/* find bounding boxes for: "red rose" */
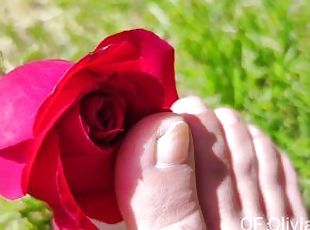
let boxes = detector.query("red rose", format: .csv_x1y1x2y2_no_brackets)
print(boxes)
0,29,178,229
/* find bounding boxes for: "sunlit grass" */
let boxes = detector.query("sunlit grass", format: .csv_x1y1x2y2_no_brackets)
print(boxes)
1,0,309,227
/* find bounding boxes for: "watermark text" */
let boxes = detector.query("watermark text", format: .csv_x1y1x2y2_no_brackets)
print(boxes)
241,217,310,230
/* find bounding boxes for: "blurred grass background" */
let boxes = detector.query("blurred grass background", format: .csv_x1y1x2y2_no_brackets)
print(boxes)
0,0,309,228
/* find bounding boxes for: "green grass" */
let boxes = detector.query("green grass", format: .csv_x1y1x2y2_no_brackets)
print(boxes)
0,0,309,227
0,196,52,229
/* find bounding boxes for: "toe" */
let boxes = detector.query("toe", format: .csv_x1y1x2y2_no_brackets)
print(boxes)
115,112,205,230
279,152,307,219
248,125,289,219
215,109,265,219
172,97,241,229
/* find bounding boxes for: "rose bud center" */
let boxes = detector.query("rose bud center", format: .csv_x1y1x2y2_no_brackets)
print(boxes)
80,92,126,145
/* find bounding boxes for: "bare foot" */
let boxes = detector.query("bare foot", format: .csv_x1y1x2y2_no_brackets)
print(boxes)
172,96,307,230
115,96,307,230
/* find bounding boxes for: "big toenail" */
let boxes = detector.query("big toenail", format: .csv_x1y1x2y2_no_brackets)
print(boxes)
156,121,191,168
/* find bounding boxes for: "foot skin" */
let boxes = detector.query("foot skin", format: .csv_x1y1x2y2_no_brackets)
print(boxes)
115,97,307,230
115,113,206,229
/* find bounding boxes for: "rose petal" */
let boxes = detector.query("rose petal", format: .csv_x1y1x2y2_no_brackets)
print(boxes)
80,91,126,144
74,191,121,224
80,94,106,129
93,128,123,143
94,29,178,107
0,59,73,148
57,105,122,222
0,140,31,198
56,159,103,229
28,131,97,229
20,30,178,227
98,72,166,126
57,105,105,156
0,60,73,200
33,29,177,136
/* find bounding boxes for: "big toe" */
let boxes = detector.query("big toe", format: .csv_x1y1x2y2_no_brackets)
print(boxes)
115,113,206,230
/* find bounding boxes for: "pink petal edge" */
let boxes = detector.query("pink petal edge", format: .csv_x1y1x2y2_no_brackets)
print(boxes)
0,60,73,199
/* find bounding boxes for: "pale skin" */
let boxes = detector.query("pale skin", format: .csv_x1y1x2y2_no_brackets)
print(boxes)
113,96,308,230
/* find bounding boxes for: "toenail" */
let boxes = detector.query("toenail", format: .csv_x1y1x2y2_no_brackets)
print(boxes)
156,120,191,168
215,108,240,125
248,125,262,138
171,96,208,115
